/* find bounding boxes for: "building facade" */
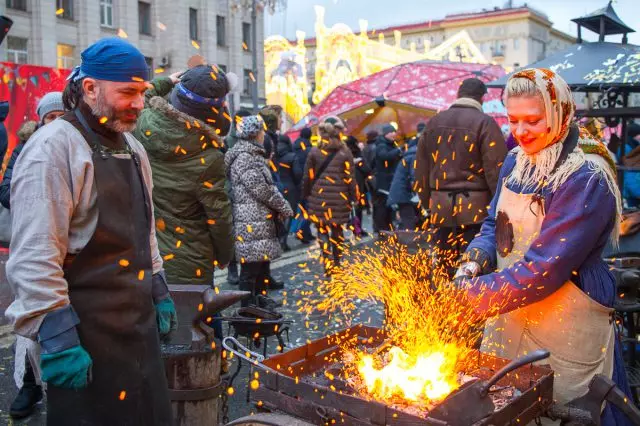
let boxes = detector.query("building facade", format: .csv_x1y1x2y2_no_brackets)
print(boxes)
302,4,576,72
0,0,265,109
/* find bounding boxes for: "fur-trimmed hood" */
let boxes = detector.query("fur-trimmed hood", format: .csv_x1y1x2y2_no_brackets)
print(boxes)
134,95,225,160
17,121,38,142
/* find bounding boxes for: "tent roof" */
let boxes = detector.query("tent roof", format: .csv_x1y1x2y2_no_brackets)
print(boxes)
571,2,635,36
486,42,640,91
290,61,506,138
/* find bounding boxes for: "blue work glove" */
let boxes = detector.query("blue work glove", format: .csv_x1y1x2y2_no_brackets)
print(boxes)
38,305,92,389
41,345,93,389
152,271,178,339
155,297,178,338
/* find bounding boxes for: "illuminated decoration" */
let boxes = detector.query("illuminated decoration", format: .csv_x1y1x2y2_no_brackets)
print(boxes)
264,6,487,125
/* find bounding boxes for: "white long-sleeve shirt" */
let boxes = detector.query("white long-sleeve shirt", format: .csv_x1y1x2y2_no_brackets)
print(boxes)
5,119,163,338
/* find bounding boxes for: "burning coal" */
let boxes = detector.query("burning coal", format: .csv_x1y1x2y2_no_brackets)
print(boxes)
302,235,506,406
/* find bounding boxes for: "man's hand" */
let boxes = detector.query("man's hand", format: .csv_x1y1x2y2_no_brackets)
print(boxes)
41,345,93,389
169,70,185,85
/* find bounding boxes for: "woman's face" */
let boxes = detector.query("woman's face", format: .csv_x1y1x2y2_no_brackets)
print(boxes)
507,95,548,155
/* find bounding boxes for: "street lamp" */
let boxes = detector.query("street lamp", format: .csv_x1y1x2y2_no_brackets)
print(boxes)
231,0,287,113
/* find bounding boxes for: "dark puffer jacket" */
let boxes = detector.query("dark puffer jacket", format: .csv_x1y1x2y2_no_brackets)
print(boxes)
302,137,357,225
415,101,506,227
133,77,233,285
0,121,37,209
293,136,311,193
274,135,298,208
374,135,402,193
225,139,293,263
387,138,418,206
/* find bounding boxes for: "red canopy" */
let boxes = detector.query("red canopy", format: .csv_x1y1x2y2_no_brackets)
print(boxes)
288,61,507,141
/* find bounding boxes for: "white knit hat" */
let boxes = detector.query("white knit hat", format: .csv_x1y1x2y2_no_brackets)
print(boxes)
36,92,64,123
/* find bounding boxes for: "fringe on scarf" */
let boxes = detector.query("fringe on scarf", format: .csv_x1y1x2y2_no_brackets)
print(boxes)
507,136,622,246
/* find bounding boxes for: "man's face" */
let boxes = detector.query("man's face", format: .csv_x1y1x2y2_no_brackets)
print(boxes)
386,131,397,141
43,110,64,125
83,78,148,132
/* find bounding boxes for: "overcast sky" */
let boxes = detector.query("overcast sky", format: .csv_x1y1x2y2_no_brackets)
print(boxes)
265,0,640,45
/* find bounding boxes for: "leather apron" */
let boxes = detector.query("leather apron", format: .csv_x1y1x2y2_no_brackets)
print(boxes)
480,180,615,408
46,109,172,425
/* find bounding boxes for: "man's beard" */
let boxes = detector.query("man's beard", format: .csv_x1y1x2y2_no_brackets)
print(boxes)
90,90,140,133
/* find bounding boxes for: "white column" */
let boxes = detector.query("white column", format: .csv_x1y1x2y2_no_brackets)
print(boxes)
31,0,57,67
77,0,101,51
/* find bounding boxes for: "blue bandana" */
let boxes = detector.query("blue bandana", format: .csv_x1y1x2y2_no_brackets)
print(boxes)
68,37,150,83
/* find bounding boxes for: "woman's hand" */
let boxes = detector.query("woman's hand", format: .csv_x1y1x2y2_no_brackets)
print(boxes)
454,261,481,279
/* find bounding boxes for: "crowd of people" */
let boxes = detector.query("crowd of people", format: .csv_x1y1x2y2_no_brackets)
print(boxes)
0,34,639,425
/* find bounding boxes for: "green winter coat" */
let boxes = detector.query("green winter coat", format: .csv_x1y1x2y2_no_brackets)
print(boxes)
133,77,233,285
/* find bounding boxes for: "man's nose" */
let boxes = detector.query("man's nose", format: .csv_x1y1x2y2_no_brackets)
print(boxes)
131,94,144,110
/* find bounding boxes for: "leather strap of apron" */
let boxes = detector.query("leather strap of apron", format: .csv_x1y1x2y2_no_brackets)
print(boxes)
69,108,152,257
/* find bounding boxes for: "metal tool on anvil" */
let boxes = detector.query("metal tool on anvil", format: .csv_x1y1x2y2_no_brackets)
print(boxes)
168,285,250,350
547,374,640,425
430,349,552,426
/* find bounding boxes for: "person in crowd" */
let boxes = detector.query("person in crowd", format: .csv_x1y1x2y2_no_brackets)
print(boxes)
275,134,298,251
416,78,506,272
293,127,315,243
5,38,175,425
373,124,402,233
225,115,293,307
224,108,251,153
505,133,518,151
387,126,421,231
345,135,371,237
302,117,356,275
1,92,64,419
622,122,640,208
133,65,234,286
455,68,632,426
0,92,65,209
259,104,283,159
224,109,252,286
0,101,8,164
362,130,378,171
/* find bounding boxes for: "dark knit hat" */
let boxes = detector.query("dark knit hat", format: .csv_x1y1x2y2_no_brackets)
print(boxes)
366,130,379,143
300,127,312,139
170,65,232,133
381,124,396,136
457,78,487,103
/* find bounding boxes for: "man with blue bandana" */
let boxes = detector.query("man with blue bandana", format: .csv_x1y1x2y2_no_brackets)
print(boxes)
5,37,175,425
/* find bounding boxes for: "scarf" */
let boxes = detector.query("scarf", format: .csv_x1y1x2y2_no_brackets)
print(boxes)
507,68,622,243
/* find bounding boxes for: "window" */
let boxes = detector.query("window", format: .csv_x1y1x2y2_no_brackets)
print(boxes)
189,8,198,41
100,0,113,27
513,38,519,50
6,36,28,64
138,2,151,35
144,56,153,71
6,0,27,11
243,68,253,96
242,22,251,51
217,64,227,73
56,0,73,20
216,15,226,46
56,43,75,69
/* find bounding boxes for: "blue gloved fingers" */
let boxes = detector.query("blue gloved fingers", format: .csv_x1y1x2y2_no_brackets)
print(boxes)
41,345,93,390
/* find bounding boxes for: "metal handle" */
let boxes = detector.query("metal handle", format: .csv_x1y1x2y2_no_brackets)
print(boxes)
480,349,550,397
222,336,278,374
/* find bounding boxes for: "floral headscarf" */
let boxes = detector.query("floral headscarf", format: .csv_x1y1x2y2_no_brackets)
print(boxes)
510,68,576,148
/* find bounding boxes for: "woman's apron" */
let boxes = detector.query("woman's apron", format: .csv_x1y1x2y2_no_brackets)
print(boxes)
45,109,172,425
480,180,615,407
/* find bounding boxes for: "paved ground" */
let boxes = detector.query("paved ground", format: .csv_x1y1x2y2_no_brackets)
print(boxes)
0,217,382,425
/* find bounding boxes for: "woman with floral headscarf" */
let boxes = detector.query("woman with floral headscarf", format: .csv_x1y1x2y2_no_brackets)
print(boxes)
455,69,632,425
